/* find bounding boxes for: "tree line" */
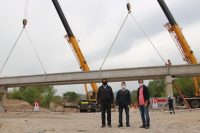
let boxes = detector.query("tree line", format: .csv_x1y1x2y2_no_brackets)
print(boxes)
7,86,81,108
7,77,194,107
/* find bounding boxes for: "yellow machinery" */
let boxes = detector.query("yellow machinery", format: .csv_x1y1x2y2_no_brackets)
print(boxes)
158,0,200,108
52,0,99,111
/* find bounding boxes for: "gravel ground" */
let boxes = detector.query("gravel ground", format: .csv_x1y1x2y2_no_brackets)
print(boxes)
0,109,200,133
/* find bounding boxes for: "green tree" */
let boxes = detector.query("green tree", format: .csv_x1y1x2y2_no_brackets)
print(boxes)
148,78,194,98
41,86,56,108
10,86,56,108
52,95,63,106
148,79,165,97
63,92,80,102
11,87,41,104
173,78,194,97
131,90,137,104
23,87,41,105
11,88,24,100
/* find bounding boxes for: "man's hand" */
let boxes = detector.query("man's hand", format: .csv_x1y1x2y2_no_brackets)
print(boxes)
111,103,115,108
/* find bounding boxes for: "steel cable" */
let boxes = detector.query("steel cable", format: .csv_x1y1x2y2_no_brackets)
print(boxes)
99,13,129,70
0,29,25,75
25,29,47,74
130,14,166,64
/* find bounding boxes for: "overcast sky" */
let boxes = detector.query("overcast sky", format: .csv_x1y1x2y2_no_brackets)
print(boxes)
0,0,200,95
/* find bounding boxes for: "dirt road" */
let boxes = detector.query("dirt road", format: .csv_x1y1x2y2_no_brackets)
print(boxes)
0,109,200,133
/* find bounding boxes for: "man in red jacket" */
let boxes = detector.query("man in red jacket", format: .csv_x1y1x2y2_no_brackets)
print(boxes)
137,79,150,129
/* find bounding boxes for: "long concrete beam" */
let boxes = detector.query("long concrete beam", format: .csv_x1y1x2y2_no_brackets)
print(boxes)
0,64,200,87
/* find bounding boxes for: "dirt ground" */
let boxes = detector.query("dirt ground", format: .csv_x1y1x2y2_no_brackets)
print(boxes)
0,109,200,133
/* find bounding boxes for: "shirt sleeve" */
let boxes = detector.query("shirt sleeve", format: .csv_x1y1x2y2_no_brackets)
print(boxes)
116,91,119,105
137,88,139,105
97,87,101,104
110,87,114,103
128,90,132,105
145,85,150,100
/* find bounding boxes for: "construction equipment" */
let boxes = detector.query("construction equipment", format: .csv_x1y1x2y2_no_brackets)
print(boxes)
158,0,200,108
52,0,99,112
172,81,191,109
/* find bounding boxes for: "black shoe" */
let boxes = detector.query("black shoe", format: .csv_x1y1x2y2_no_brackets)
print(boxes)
170,112,172,114
126,124,130,127
144,124,150,129
118,125,123,128
139,125,145,128
101,125,106,128
173,112,175,114
145,126,149,129
108,124,112,128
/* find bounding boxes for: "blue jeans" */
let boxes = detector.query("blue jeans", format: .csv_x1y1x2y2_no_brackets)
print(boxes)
139,105,150,126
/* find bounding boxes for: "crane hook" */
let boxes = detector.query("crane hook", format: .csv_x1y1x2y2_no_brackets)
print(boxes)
23,19,27,28
127,3,131,13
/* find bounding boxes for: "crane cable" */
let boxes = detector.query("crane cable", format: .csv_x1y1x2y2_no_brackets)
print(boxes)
0,0,29,74
25,29,47,74
130,14,166,64
99,13,129,71
23,0,47,74
24,0,29,19
0,0,47,75
0,29,25,75
99,2,166,70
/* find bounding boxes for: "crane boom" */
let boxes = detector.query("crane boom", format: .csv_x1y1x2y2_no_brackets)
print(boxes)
52,0,98,94
158,0,200,100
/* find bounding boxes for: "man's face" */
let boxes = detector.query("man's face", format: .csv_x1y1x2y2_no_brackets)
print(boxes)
138,80,143,86
138,80,143,84
121,83,125,87
102,79,107,85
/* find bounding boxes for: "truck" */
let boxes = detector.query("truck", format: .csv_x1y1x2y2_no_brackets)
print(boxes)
52,0,100,112
157,0,200,108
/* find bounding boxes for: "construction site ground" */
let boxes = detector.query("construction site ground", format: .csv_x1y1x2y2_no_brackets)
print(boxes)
0,109,200,133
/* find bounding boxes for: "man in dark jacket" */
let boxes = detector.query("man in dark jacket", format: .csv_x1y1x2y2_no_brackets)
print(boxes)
97,78,114,128
116,81,131,127
137,79,150,129
168,96,175,114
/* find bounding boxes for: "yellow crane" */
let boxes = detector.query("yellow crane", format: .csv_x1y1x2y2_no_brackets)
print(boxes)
52,0,99,112
158,0,200,108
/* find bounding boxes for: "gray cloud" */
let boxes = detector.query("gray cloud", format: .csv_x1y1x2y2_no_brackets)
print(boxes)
85,0,200,66
1,0,200,95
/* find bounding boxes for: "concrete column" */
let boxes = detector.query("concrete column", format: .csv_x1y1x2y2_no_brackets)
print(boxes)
0,86,7,108
165,75,173,98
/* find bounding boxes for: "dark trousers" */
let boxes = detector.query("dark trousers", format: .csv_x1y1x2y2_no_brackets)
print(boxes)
118,105,129,125
101,102,111,126
139,105,150,126
169,104,175,113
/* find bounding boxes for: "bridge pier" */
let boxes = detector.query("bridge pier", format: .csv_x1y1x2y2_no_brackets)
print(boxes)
0,86,7,111
165,75,173,98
